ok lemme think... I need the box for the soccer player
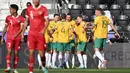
[66,13,76,68]
[1,4,24,73]
[56,13,71,68]
[73,15,89,69]
[92,8,120,69]
[47,14,60,68]
[22,0,49,73]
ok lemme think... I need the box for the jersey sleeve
[48,21,52,30]
[20,17,25,24]
[26,7,29,17]
[94,17,98,25]
[43,7,48,19]
[107,18,111,25]
[5,16,8,24]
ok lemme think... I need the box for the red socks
[6,55,11,68]
[28,56,34,72]
[14,56,19,69]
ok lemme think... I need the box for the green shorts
[47,43,52,50]
[51,42,57,50]
[77,42,87,52]
[69,40,75,49]
[57,43,70,52]
[94,38,106,49]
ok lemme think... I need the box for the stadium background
[0,0,130,73]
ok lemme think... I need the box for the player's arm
[109,22,120,38]
[1,23,8,44]
[14,22,24,38]
[41,7,49,35]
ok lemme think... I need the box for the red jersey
[26,5,48,33]
[6,15,24,39]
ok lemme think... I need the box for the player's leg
[52,42,58,68]
[77,42,84,68]
[46,43,52,68]
[94,38,105,66]
[79,42,87,69]
[38,53,42,69]
[13,38,21,73]
[82,42,87,69]
[5,39,13,72]
[102,39,107,69]
[64,43,70,69]
[57,43,64,68]
[37,35,48,73]
[71,46,76,68]
[27,34,36,73]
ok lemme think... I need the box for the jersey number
[102,20,108,28]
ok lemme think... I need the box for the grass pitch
[0,68,130,73]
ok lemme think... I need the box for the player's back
[94,15,110,38]
[56,21,70,43]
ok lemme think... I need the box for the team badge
[39,10,43,15]
[17,20,20,23]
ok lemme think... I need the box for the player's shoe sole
[13,70,19,73]
[5,69,11,73]
[42,68,48,73]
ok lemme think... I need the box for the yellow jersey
[56,20,70,43]
[94,15,110,38]
[67,20,76,40]
[75,21,88,42]
[45,28,50,43]
[48,20,58,42]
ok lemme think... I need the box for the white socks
[47,53,52,67]
[72,54,75,66]
[64,53,69,63]
[95,51,104,62]
[58,54,63,66]
[52,53,57,67]
[83,55,87,68]
[77,54,83,66]
[37,54,42,67]
[98,51,105,68]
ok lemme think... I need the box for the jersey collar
[12,15,19,18]
[32,4,41,9]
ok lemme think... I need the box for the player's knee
[77,51,81,54]
[94,48,99,51]
[29,50,34,56]
[7,49,12,55]
[14,50,18,56]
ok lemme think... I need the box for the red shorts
[27,32,46,51]
[6,38,21,51]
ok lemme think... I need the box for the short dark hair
[10,4,19,12]
[26,2,31,6]
[67,13,71,16]
[54,14,60,17]
[95,8,104,15]
[60,13,66,19]
[77,15,83,18]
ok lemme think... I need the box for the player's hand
[109,41,112,46]
[1,38,4,44]
[69,34,72,37]
[49,37,53,42]
[115,34,120,39]
[13,34,18,38]
[21,34,24,42]
[40,30,45,35]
